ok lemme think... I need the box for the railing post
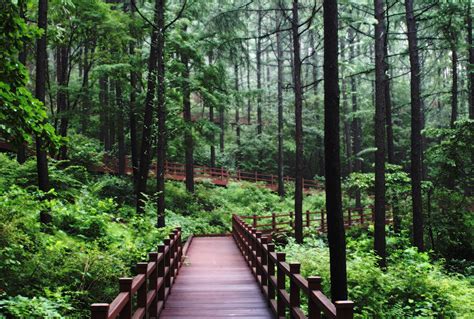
[255,232,262,279]
[276,252,286,317]
[91,304,109,319]
[289,263,301,319]
[290,211,294,228]
[360,208,364,225]
[261,236,268,292]
[164,238,171,294]
[119,278,133,319]
[251,228,257,271]
[348,208,352,226]
[272,213,276,232]
[157,244,165,303]
[335,301,354,319]
[253,214,257,229]
[307,276,322,319]
[306,210,310,227]
[267,243,276,303]
[136,263,148,316]
[148,252,158,318]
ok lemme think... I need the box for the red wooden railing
[90,228,192,319]
[100,156,322,190]
[232,215,354,318]
[239,206,391,234]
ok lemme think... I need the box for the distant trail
[0,140,321,193]
[98,156,322,193]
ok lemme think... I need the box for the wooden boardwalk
[160,236,274,318]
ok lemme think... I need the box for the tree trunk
[324,0,348,301]
[405,0,424,251]
[156,0,166,227]
[182,49,194,193]
[247,45,252,124]
[468,3,474,119]
[208,54,216,167]
[99,76,110,150]
[276,11,285,197]
[57,46,69,160]
[17,1,28,164]
[450,45,458,128]
[116,81,126,175]
[256,6,262,136]
[136,0,161,213]
[80,44,90,135]
[129,0,139,188]
[292,0,303,244]
[234,63,241,168]
[35,0,51,193]
[374,0,387,267]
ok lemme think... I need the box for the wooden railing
[239,207,390,234]
[99,155,322,190]
[232,215,354,318]
[90,228,192,319]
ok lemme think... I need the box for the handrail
[90,228,187,319]
[238,207,391,234]
[232,215,354,319]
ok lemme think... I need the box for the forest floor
[0,153,473,318]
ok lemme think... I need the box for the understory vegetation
[0,154,472,318]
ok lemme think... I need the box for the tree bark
[405,0,424,251]
[256,6,263,136]
[450,45,458,128]
[116,81,126,175]
[57,46,69,160]
[156,0,166,227]
[208,54,216,167]
[136,0,161,213]
[129,0,139,188]
[468,3,474,119]
[324,0,348,301]
[234,63,241,168]
[374,0,387,267]
[35,0,51,193]
[292,0,303,244]
[276,11,285,197]
[182,48,194,193]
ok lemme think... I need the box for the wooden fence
[239,207,390,234]
[90,228,192,319]
[232,215,354,318]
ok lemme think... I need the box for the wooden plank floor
[160,236,274,318]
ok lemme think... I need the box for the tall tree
[256,4,263,136]
[276,11,285,197]
[136,0,161,213]
[129,0,140,187]
[324,0,348,301]
[182,40,194,193]
[374,0,387,267]
[234,62,241,168]
[156,0,166,227]
[116,80,126,175]
[405,0,424,251]
[35,0,51,193]
[292,0,303,244]
[469,3,474,119]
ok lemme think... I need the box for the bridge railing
[232,215,354,319]
[90,228,192,319]
[239,207,389,234]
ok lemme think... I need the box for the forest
[0,0,473,318]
